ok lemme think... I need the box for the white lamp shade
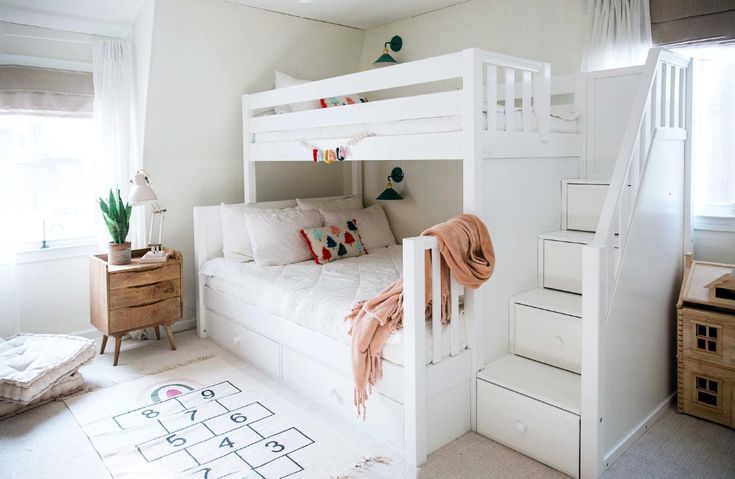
[129,171,158,205]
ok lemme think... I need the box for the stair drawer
[477,380,579,478]
[543,240,582,294]
[566,183,607,232]
[513,304,581,373]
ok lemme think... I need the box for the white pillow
[274,71,321,114]
[296,195,363,213]
[321,204,396,251]
[246,208,322,266]
[221,202,299,262]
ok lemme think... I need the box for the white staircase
[476,180,609,478]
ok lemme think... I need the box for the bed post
[403,237,428,468]
[533,63,551,140]
[242,94,256,203]
[351,161,363,200]
[462,48,485,432]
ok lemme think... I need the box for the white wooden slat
[431,245,442,365]
[504,67,515,131]
[671,66,680,129]
[532,64,551,137]
[651,72,660,129]
[402,237,428,467]
[250,132,462,161]
[450,274,460,356]
[640,99,651,166]
[678,66,686,128]
[485,64,498,130]
[661,63,670,128]
[471,47,545,72]
[522,70,533,132]
[248,53,463,110]
[249,91,461,133]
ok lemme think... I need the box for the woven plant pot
[108,242,132,265]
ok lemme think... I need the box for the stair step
[511,288,582,317]
[478,354,580,415]
[538,230,619,294]
[510,289,582,373]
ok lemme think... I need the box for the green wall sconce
[374,35,402,66]
[376,167,404,200]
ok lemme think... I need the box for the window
[0,114,97,250]
[0,65,96,253]
[673,44,735,229]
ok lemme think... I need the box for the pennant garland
[298,130,375,165]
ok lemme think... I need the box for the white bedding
[253,107,578,143]
[201,245,468,366]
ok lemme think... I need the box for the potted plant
[98,189,132,265]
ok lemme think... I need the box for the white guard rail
[402,236,462,466]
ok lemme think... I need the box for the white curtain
[93,40,145,248]
[582,0,652,71]
[0,162,19,338]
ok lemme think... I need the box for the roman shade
[650,0,735,45]
[0,65,94,116]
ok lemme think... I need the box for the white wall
[355,0,586,240]
[141,0,364,317]
[132,0,156,155]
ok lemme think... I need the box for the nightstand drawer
[109,297,181,333]
[109,263,180,289]
[109,279,181,309]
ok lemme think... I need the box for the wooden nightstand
[90,248,183,366]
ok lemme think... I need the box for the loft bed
[194,47,583,469]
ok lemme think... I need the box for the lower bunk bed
[194,201,474,463]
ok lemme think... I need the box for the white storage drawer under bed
[477,380,579,478]
[205,309,281,377]
[512,304,581,373]
[281,346,404,447]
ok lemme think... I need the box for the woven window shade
[0,65,94,116]
[650,0,735,45]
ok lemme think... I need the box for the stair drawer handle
[233,335,240,344]
[515,421,527,433]
[554,336,564,346]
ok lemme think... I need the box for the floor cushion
[0,369,86,420]
[0,334,95,405]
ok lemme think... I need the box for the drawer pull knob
[554,336,564,346]
[328,387,341,403]
[233,336,240,344]
[515,421,527,433]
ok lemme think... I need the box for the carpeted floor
[1,330,734,478]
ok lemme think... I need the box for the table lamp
[129,170,168,263]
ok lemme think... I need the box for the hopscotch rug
[64,357,376,479]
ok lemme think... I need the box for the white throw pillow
[221,203,255,262]
[246,208,322,266]
[321,204,397,251]
[296,195,363,213]
[274,71,321,114]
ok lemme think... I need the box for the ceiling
[0,0,466,34]
[228,0,467,29]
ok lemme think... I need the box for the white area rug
[65,357,372,479]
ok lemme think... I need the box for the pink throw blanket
[346,214,495,416]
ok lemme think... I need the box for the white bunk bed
[194,47,581,469]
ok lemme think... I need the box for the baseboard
[68,317,197,339]
[602,393,675,470]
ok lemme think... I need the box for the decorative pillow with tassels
[300,220,368,265]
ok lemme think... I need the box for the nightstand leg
[164,325,177,351]
[154,325,161,340]
[113,336,122,366]
[100,335,108,354]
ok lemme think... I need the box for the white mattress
[201,245,468,366]
[0,333,95,404]
[253,107,578,143]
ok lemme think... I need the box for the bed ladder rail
[402,236,463,467]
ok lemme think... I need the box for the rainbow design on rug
[150,383,195,402]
